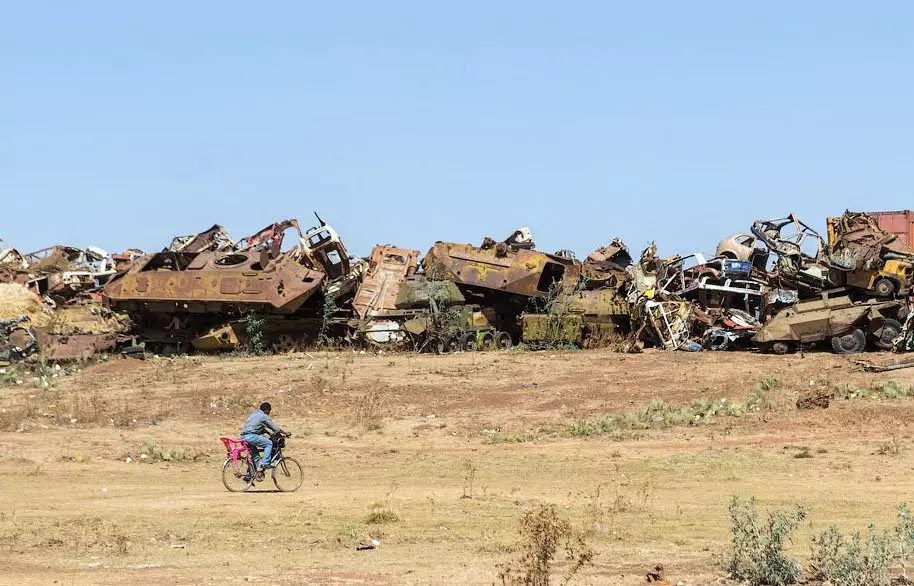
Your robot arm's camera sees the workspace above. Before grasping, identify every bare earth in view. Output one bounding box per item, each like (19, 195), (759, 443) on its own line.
(2, 348), (914, 585)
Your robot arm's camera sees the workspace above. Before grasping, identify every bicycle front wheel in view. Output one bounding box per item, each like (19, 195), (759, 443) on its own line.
(272, 457), (304, 492)
(222, 458), (254, 492)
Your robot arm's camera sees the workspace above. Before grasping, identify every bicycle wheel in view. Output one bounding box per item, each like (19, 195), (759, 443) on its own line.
(272, 457), (304, 492)
(221, 458), (254, 492)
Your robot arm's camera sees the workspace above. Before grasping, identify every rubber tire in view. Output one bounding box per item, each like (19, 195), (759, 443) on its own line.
(830, 328), (867, 354)
(271, 457), (304, 492)
(459, 332), (477, 352)
(870, 318), (903, 351)
(480, 332), (496, 351)
(221, 458), (254, 492)
(771, 342), (790, 355)
(494, 331), (513, 350)
(874, 278), (896, 297)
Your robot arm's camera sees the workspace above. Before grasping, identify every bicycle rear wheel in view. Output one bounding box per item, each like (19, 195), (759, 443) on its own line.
(222, 458), (254, 492)
(272, 457), (303, 492)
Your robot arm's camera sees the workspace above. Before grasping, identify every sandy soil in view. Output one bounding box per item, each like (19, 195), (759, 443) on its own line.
(2, 348), (914, 585)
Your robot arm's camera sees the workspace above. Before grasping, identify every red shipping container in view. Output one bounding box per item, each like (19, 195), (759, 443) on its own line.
(870, 210), (914, 246)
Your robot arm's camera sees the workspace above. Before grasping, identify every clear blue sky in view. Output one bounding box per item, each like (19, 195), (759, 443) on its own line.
(2, 2), (913, 260)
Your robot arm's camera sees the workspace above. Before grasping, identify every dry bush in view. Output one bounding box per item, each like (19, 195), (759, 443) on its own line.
(497, 504), (594, 586)
(352, 386), (384, 430)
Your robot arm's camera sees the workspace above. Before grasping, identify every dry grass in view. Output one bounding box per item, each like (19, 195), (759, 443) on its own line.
(2, 349), (914, 584)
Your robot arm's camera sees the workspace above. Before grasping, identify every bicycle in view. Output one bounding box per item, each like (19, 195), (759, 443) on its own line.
(219, 431), (304, 492)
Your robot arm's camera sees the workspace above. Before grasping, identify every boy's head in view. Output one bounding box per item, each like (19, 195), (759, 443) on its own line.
(260, 402), (272, 415)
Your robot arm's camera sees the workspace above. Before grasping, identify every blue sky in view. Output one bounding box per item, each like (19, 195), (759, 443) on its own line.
(2, 2), (913, 260)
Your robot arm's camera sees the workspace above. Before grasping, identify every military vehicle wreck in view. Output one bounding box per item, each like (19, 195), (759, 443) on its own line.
(104, 214), (362, 353)
(753, 289), (903, 354)
(343, 229), (632, 351)
(426, 230), (632, 349)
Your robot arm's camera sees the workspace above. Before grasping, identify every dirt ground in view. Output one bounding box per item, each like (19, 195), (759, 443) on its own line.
(2, 348), (914, 585)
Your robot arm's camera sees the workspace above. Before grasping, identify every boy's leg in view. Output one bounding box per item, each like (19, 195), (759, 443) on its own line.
(261, 438), (274, 468)
(241, 434), (270, 469)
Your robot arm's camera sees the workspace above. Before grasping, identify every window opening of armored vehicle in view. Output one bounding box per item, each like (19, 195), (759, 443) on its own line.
(325, 250), (342, 266)
(140, 252), (196, 272)
(214, 254), (248, 267)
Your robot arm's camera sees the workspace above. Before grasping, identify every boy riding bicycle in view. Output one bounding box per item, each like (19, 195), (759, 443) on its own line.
(240, 402), (289, 471)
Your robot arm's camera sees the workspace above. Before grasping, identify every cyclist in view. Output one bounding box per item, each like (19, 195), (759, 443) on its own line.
(240, 402), (288, 471)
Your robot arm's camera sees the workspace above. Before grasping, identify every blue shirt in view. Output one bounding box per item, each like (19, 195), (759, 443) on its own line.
(241, 409), (280, 436)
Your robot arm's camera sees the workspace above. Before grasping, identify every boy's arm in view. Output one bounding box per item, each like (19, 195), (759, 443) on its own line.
(264, 415), (282, 433)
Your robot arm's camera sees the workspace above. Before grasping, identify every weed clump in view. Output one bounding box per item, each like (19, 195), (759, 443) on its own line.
(832, 380), (914, 401)
(243, 310), (265, 356)
(352, 387), (383, 431)
(364, 502), (399, 525)
(810, 524), (892, 586)
(497, 504), (594, 586)
(727, 494), (805, 585)
(569, 377), (780, 438)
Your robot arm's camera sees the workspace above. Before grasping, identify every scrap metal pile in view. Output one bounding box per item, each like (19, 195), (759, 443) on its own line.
(3, 209), (913, 365)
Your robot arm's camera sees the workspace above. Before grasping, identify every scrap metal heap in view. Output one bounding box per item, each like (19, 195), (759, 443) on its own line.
(5, 207), (914, 363)
(103, 214), (364, 353)
(826, 211), (914, 298)
(0, 240), (131, 362)
(343, 228), (633, 351)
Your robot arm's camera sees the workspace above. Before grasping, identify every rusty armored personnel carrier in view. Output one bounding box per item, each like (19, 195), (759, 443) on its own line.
(346, 244), (507, 352)
(422, 231), (631, 348)
(104, 215), (361, 352)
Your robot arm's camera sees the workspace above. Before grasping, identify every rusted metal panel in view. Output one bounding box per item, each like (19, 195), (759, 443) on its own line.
(422, 242), (581, 298)
(168, 225), (235, 253)
(581, 238), (632, 287)
(352, 246), (419, 319)
(35, 332), (119, 361)
(103, 250), (325, 314)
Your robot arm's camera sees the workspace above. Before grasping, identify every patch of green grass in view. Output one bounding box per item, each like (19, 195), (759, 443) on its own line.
(833, 380), (914, 401)
(569, 377), (780, 438)
(364, 503), (399, 525)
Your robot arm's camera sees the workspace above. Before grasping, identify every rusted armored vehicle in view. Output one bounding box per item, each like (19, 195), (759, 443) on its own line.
(104, 215), (360, 352)
(422, 231), (585, 346)
(521, 288), (631, 348)
(752, 289), (903, 354)
(422, 237), (581, 300)
(348, 245), (513, 351)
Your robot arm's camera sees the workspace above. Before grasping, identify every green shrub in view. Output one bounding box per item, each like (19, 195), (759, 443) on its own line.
(810, 524), (892, 586)
(727, 495), (805, 585)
